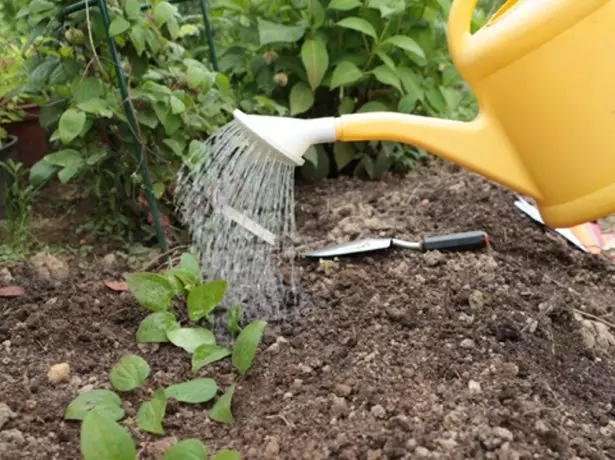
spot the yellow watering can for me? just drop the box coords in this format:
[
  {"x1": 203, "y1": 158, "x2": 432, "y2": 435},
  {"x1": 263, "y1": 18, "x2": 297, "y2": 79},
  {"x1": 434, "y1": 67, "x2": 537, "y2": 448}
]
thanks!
[{"x1": 232, "y1": 0, "x2": 615, "y2": 228}]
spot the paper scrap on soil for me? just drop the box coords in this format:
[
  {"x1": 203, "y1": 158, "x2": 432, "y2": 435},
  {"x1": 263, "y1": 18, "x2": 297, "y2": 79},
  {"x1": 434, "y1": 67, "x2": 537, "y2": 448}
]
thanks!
[{"x1": 514, "y1": 197, "x2": 613, "y2": 259}]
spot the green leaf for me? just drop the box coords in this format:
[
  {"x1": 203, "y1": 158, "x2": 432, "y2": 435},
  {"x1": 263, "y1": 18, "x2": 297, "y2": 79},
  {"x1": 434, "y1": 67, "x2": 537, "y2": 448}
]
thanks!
[
  {"x1": 136, "y1": 388, "x2": 166, "y2": 435},
  {"x1": 301, "y1": 40, "x2": 329, "y2": 91},
  {"x1": 328, "y1": 0, "x2": 362, "y2": 10},
  {"x1": 334, "y1": 143, "x2": 355, "y2": 170},
  {"x1": 368, "y1": 0, "x2": 405, "y2": 17},
  {"x1": 371, "y1": 65, "x2": 402, "y2": 93},
  {"x1": 64, "y1": 389, "x2": 124, "y2": 422},
  {"x1": 109, "y1": 354, "x2": 150, "y2": 392},
  {"x1": 153, "y1": 1, "x2": 175, "y2": 25},
  {"x1": 163, "y1": 138, "x2": 184, "y2": 157},
  {"x1": 166, "y1": 328, "x2": 216, "y2": 353},
  {"x1": 381, "y1": 35, "x2": 426, "y2": 61},
  {"x1": 153, "y1": 182, "x2": 166, "y2": 199},
  {"x1": 336, "y1": 17, "x2": 377, "y2": 40},
  {"x1": 74, "y1": 78, "x2": 103, "y2": 103},
  {"x1": 130, "y1": 26, "x2": 146, "y2": 56},
  {"x1": 227, "y1": 305, "x2": 241, "y2": 335},
  {"x1": 375, "y1": 50, "x2": 396, "y2": 71},
  {"x1": 58, "y1": 109, "x2": 86, "y2": 144},
  {"x1": 398, "y1": 93, "x2": 418, "y2": 113},
  {"x1": 209, "y1": 385, "x2": 234, "y2": 424},
  {"x1": 186, "y1": 66, "x2": 206, "y2": 89},
  {"x1": 192, "y1": 345, "x2": 231, "y2": 372},
  {"x1": 357, "y1": 101, "x2": 389, "y2": 112},
  {"x1": 211, "y1": 450, "x2": 241, "y2": 460},
  {"x1": 179, "y1": 253, "x2": 201, "y2": 282},
  {"x1": 289, "y1": 81, "x2": 314, "y2": 116},
  {"x1": 29, "y1": 159, "x2": 58, "y2": 187},
  {"x1": 425, "y1": 86, "x2": 446, "y2": 113},
  {"x1": 80, "y1": 411, "x2": 136, "y2": 460},
  {"x1": 330, "y1": 61, "x2": 363, "y2": 89},
  {"x1": 308, "y1": 0, "x2": 326, "y2": 28},
  {"x1": 45, "y1": 149, "x2": 82, "y2": 167},
  {"x1": 58, "y1": 164, "x2": 81, "y2": 184},
  {"x1": 170, "y1": 96, "x2": 186, "y2": 114},
  {"x1": 124, "y1": 0, "x2": 141, "y2": 18},
  {"x1": 136, "y1": 312, "x2": 180, "y2": 343},
  {"x1": 165, "y1": 378, "x2": 218, "y2": 404},
  {"x1": 164, "y1": 439, "x2": 208, "y2": 460},
  {"x1": 109, "y1": 16, "x2": 130, "y2": 36},
  {"x1": 77, "y1": 98, "x2": 113, "y2": 118},
  {"x1": 187, "y1": 281, "x2": 227, "y2": 322},
  {"x1": 231, "y1": 320, "x2": 267, "y2": 375},
  {"x1": 397, "y1": 66, "x2": 424, "y2": 101},
  {"x1": 257, "y1": 18, "x2": 306, "y2": 46},
  {"x1": 165, "y1": 268, "x2": 199, "y2": 291},
  {"x1": 126, "y1": 273, "x2": 176, "y2": 312}
]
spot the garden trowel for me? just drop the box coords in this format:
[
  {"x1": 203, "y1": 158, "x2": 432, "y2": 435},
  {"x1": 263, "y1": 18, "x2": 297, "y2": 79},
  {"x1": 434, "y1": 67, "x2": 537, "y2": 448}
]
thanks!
[{"x1": 303, "y1": 230, "x2": 490, "y2": 258}]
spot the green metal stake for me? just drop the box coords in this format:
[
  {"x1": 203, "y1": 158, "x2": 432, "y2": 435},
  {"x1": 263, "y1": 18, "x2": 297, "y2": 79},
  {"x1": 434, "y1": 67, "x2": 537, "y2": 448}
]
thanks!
[
  {"x1": 197, "y1": 0, "x2": 218, "y2": 71},
  {"x1": 96, "y1": 0, "x2": 169, "y2": 254}
]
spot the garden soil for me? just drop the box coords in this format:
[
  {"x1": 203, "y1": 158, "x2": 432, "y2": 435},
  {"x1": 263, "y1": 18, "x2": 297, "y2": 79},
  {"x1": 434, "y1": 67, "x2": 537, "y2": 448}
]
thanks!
[{"x1": 2, "y1": 163, "x2": 615, "y2": 459}]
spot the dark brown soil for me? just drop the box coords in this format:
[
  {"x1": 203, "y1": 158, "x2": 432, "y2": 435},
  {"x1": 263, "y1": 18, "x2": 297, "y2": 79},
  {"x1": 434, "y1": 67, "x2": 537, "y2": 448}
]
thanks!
[{"x1": 2, "y1": 163, "x2": 615, "y2": 459}]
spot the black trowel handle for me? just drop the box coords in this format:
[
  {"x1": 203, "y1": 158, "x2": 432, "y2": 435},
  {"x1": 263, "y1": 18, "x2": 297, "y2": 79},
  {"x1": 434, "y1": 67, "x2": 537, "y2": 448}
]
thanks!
[{"x1": 422, "y1": 230, "x2": 490, "y2": 252}]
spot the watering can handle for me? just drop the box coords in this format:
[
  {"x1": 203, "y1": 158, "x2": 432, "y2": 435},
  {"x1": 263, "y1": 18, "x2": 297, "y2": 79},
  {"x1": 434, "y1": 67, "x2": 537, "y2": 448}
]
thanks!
[{"x1": 447, "y1": 0, "x2": 480, "y2": 65}]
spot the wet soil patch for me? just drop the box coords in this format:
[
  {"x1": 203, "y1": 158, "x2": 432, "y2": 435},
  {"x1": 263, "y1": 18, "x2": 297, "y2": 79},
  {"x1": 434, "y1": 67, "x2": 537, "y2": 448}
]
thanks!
[{"x1": 1, "y1": 163, "x2": 615, "y2": 459}]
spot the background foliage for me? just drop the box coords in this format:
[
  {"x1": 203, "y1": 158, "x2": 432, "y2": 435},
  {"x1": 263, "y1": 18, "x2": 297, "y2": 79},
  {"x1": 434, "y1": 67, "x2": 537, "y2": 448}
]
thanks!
[{"x1": 1, "y1": 0, "x2": 506, "y2": 242}]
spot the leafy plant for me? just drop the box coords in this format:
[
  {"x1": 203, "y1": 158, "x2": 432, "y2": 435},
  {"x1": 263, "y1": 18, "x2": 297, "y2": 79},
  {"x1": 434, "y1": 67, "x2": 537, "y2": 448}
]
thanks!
[
  {"x1": 65, "y1": 348, "x2": 243, "y2": 459},
  {"x1": 126, "y1": 251, "x2": 267, "y2": 376},
  {"x1": 0, "y1": 159, "x2": 41, "y2": 260},
  {"x1": 209, "y1": 0, "x2": 497, "y2": 179},
  {"x1": 14, "y1": 0, "x2": 237, "y2": 239}
]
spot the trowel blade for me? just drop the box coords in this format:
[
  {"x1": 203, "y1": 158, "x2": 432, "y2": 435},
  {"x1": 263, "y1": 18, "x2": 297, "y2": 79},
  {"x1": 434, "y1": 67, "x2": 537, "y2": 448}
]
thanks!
[{"x1": 303, "y1": 238, "x2": 393, "y2": 258}]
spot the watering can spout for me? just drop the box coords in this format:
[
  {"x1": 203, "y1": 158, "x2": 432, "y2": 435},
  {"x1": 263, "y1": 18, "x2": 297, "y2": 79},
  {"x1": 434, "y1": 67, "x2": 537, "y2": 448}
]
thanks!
[{"x1": 335, "y1": 112, "x2": 539, "y2": 199}]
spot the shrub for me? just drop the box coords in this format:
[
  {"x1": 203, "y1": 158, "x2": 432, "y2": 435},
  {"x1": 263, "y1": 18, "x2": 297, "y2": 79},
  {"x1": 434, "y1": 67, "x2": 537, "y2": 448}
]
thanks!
[{"x1": 210, "y1": 0, "x2": 499, "y2": 179}]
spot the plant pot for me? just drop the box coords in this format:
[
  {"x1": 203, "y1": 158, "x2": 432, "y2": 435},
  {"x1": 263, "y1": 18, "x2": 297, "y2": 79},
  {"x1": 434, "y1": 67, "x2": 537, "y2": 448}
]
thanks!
[
  {"x1": 0, "y1": 134, "x2": 18, "y2": 220},
  {"x1": 5, "y1": 104, "x2": 48, "y2": 168}
]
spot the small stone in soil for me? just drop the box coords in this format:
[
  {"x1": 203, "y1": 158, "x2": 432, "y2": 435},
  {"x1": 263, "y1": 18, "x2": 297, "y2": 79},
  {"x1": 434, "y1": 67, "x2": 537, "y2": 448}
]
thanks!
[
  {"x1": 47, "y1": 363, "x2": 71, "y2": 384},
  {"x1": 460, "y1": 338, "x2": 476, "y2": 349}
]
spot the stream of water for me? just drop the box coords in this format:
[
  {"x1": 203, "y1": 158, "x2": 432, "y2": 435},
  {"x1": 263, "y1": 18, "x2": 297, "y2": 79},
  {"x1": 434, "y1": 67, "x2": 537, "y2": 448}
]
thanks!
[{"x1": 174, "y1": 121, "x2": 299, "y2": 326}]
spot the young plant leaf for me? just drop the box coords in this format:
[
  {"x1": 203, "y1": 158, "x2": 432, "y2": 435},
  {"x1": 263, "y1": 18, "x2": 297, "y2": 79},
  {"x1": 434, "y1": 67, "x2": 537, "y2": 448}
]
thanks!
[
  {"x1": 126, "y1": 273, "x2": 176, "y2": 312},
  {"x1": 211, "y1": 450, "x2": 241, "y2": 460},
  {"x1": 136, "y1": 388, "x2": 166, "y2": 435},
  {"x1": 381, "y1": 35, "x2": 426, "y2": 61},
  {"x1": 301, "y1": 39, "x2": 329, "y2": 91},
  {"x1": 371, "y1": 65, "x2": 402, "y2": 93},
  {"x1": 64, "y1": 389, "x2": 125, "y2": 421},
  {"x1": 336, "y1": 17, "x2": 378, "y2": 40},
  {"x1": 209, "y1": 385, "x2": 235, "y2": 424},
  {"x1": 124, "y1": 0, "x2": 141, "y2": 18},
  {"x1": 333, "y1": 143, "x2": 355, "y2": 170},
  {"x1": 257, "y1": 18, "x2": 306, "y2": 46},
  {"x1": 163, "y1": 439, "x2": 208, "y2": 460},
  {"x1": 179, "y1": 252, "x2": 202, "y2": 282},
  {"x1": 226, "y1": 305, "x2": 241, "y2": 335},
  {"x1": 289, "y1": 81, "x2": 314, "y2": 116},
  {"x1": 328, "y1": 0, "x2": 362, "y2": 11},
  {"x1": 73, "y1": 77, "x2": 103, "y2": 103},
  {"x1": 80, "y1": 410, "x2": 136, "y2": 460},
  {"x1": 153, "y1": 1, "x2": 175, "y2": 25},
  {"x1": 165, "y1": 378, "x2": 218, "y2": 404},
  {"x1": 231, "y1": 320, "x2": 267, "y2": 375},
  {"x1": 165, "y1": 268, "x2": 199, "y2": 293},
  {"x1": 186, "y1": 281, "x2": 227, "y2": 322},
  {"x1": 109, "y1": 16, "x2": 130, "y2": 37},
  {"x1": 136, "y1": 312, "x2": 180, "y2": 343},
  {"x1": 58, "y1": 109, "x2": 86, "y2": 144},
  {"x1": 109, "y1": 354, "x2": 150, "y2": 392},
  {"x1": 330, "y1": 61, "x2": 363, "y2": 89},
  {"x1": 167, "y1": 328, "x2": 216, "y2": 353},
  {"x1": 192, "y1": 345, "x2": 231, "y2": 372}
]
